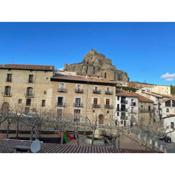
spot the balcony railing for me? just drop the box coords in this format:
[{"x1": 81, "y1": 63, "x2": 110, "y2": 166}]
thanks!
[
  {"x1": 117, "y1": 108, "x2": 128, "y2": 112},
  {"x1": 3, "y1": 93, "x2": 12, "y2": 97},
  {"x1": 74, "y1": 103, "x2": 83, "y2": 108},
  {"x1": 75, "y1": 89, "x2": 84, "y2": 93},
  {"x1": 6, "y1": 79, "x2": 12, "y2": 83},
  {"x1": 93, "y1": 89, "x2": 101, "y2": 94},
  {"x1": 104, "y1": 104, "x2": 113, "y2": 109},
  {"x1": 57, "y1": 103, "x2": 66, "y2": 107},
  {"x1": 92, "y1": 104, "x2": 101, "y2": 108},
  {"x1": 25, "y1": 93, "x2": 35, "y2": 98},
  {"x1": 58, "y1": 88, "x2": 67, "y2": 93},
  {"x1": 121, "y1": 100, "x2": 128, "y2": 104},
  {"x1": 105, "y1": 91, "x2": 113, "y2": 95}
]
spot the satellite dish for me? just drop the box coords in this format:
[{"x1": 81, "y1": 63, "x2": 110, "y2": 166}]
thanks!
[{"x1": 31, "y1": 139, "x2": 41, "y2": 153}]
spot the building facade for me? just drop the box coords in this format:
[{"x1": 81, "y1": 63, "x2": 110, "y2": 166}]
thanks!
[
  {"x1": 0, "y1": 64, "x2": 55, "y2": 115},
  {"x1": 51, "y1": 72, "x2": 116, "y2": 124},
  {"x1": 116, "y1": 91, "x2": 139, "y2": 127}
]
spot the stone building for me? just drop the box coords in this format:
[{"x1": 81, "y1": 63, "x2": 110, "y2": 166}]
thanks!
[
  {"x1": 64, "y1": 49, "x2": 129, "y2": 82},
  {"x1": 137, "y1": 95, "x2": 154, "y2": 127},
  {"x1": 0, "y1": 64, "x2": 55, "y2": 114},
  {"x1": 50, "y1": 71, "x2": 116, "y2": 124}
]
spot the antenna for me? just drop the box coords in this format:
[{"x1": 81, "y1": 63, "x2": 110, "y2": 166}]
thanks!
[{"x1": 31, "y1": 139, "x2": 41, "y2": 153}]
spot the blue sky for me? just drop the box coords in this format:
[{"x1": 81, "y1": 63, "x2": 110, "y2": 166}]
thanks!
[{"x1": 0, "y1": 22, "x2": 175, "y2": 85}]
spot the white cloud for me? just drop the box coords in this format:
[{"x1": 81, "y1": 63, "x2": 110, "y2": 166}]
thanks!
[
  {"x1": 161, "y1": 72, "x2": 175, "y2": 81},
  {"x1": 58, "y1": 67, "x2": 64, "y2": 70}
]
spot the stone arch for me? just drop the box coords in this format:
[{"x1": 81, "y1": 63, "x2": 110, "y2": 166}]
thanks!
[
  {"x1": 98, "y1": 114, "x2": 104, "y2": 125},
  {"x1": 1, "y1": 102, "x2": 10, "y2": 114}
]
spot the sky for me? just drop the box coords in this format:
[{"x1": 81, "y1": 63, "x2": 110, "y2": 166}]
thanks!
[{"x1": 0, "y1": 22, "x2": 175, "y2": 85}]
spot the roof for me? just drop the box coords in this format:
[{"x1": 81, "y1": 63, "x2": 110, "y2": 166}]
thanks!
[
  {"x1": 0, "y1": 139, "x2": 160, "y2": 153},
  {"x1": 51, "y1": 73, "x2": 117, "y2": 86},
  {"x1": 136, "y1": 94, "x2": 154, "y2": 103},
  {"x1": 116, "y1": 91, "x2": 138, "y2": 98},
  {"x1": 162, "y1": 114, "x2": 175, "y2": 119},
  {"x1": 141, "y1": 91, "x2": 175, "y2": 100},
  {"x1": 0, "y1": 64, "x2": 55, "y2": 71},
  {"x1": 116, "y1": 90, "x2": 154, "y2": 103}
]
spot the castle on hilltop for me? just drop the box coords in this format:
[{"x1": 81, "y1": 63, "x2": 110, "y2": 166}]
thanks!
[{"x1": 64, "y1": 49, "x2": 129, "y2": 82}]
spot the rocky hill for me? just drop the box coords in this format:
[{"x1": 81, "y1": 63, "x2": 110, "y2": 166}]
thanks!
[{"x1": 64, "y1": 49, "x2": 129, "y2": 82}]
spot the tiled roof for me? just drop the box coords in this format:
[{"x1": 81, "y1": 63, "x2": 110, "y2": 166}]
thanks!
[
  {"x1": 51, "y1": 73, "x2": 117, "y2": 85},
  {"x1": 116, "y1": 91, "x2": 138, "y2": 98},
  {"x1": 0, "y1": 64, "x2": 54, "y2": 71},
  {"x1": 136, "y1": 95, "x2": 154, "y2": 103},
  {"x1": 116, "y1": 90, "x2": 154, "y2": 103},
  {"x1": 0, "y1": 139, "x2": 159, "y2": 153}
]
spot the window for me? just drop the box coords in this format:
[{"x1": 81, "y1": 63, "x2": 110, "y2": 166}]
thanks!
[
  {"x1": 74, "y1": 109, "x2": 81, "y2": 122},
  {"x1": 6, "y1": 74, "x2": 12, "y2": 82},
  {"x1": 26, "y1": 87, "x2": 33, "y2": 96},
  {"x1": 165, "y1": 100, "x2": 171, "y2": 107},
  {"x1": 28, "y1": 74, "x2": 34, "y2": 83},
  {"x1": 25, "y1": 107, "x2": 30, "y2": 114},
  {"x1": 60, "y1": 82, "x2": 65, "y2": 89},
  {"x1": 106, "y1": 99, "x2": 110, "y2": 105},
  {"x1": 166, "y1": 108, "x2": 169, "y2": 113},
  {"x1": 117, "y1": 112, "x2": 119, "y2": 116},
  {"x1": 117, "y1": 96, "x2": 120, "y2": 101},
  {"x1": 95, "y1": 86, "x2": 98, "y2": 91},
  {"x1": 57, "y1": 109, "x2": 63, "y2": 118},
  {"x1": 104, "y1": 72, "x2": 107, "y2": 79},
  {"x1": 171, "y1": 122, "x2": 174, "y2": 129},
  {"x1": 93, "y1": 98, "x2": 98, "y2": 105},
  {"x1": 117, "y1": 104, "x2": 120, "y2": 111},
  {"x1": 4, "y1": 86, "x2": 11, "y2": 96},
  {"x1": 18, "y1": 99, "x2": 22, "y2": 104},
  {"x1": 75, "y1": 98, "x2": 81, "y2": 106},
  {"x1": 57, "y1": 97, "x2": 64, "y2": 106},
  {"x1": 148, "y1": 106, "x2": 151, "y2": 112},
  {"x1": 42, "y1": 100, "x2": 46, "y2": 107},
  {"x1": 172, "y1": 100, "x2": 175, "y2": 107},
  {"x1": 77, "y1": 84, "x2": 81, "y2": 90},
  {"x1": 44, "y1": 90, "x2": 47, "y2": 95},
  {"x1": 26, "y1": 99, "x2": 31, "y2": 106}
]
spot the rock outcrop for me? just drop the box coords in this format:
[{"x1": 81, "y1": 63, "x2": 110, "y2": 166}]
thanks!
[{"x1": 64, "y1": 49, "x2": 129, "y2": 82}]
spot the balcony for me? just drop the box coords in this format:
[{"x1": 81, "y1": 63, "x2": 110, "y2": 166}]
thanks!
[
  {"x1": 121, "y1": 99, "x2": 128, "y2": 104},
  {"x1": 75, "y1": 89, "x2": 84, "y2": 94},
  {"x1": 105, "y1": 91, "x2": 113, "y2": 95},
  {"x1": 117, "y1": 108, "x2": 127, "y2": 112},
  {"x1": 92, "y1": 104, "x2": 101, "y2": 108},
  {"x1": 58, "y1": 88, "x2": 67, "y2": 93},
  {"x1": 6, "y1": 79, "x2": 12, "y2": 83},
  {"x1": 3, "y1": 93, "x2": 12, "y2": 97},
  {"x1": 74, "y1": 103, "x2": 83, "y2": 108},
  {"x1": 104, "y1": 104, "x2": 113, "y2": 109},
  {"x1": 25, "y1": 93, "x2": 35, "y2": 98},
  {"x1": 57, "y1": 103, "x2": 66, "y2": 107},
  {"x1": 93, "y1": 89, "x2": 101, "y2": 94}
]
